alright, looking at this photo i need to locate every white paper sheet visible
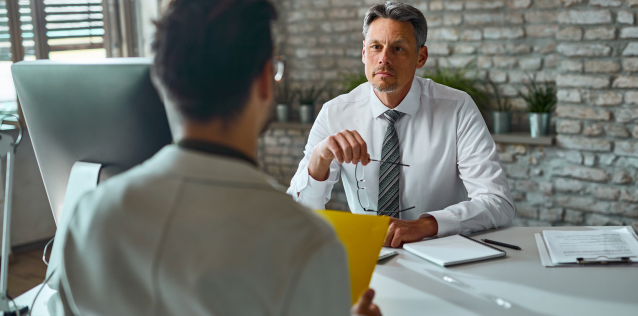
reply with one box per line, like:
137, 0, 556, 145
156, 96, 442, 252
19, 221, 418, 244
542, 228, 638, 264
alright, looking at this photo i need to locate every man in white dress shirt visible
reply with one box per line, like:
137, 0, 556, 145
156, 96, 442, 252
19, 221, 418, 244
288, 2, 515, 248
46, 0, 381, 315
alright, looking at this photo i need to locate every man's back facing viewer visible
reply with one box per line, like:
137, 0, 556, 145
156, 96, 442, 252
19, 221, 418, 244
46, 0, 381, 315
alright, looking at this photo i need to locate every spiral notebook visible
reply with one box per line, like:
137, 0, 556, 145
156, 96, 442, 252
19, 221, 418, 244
403, 235, 506, 267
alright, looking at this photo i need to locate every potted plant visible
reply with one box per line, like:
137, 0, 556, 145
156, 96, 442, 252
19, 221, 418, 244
275, 82, 294, 123
518, 77, 557, 138
422, 62, 489, 112
487, 78, 512, 134
296, 85, 323, 124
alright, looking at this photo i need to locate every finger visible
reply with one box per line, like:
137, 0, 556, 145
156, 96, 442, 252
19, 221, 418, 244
327, 137, 344, 163
384, 222, 395, 247
358, 288, 375, 306
335, 132, 353, 163
352, 131, 370, 165
391, 228, 404, 248
342, 131, 361, 164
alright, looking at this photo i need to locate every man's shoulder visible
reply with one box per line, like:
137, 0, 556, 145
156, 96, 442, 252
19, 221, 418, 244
323, 82, 371, 110
417, 76, 471, 103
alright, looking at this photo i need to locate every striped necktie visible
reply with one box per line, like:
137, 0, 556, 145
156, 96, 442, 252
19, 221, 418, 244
378, 109, 402, 218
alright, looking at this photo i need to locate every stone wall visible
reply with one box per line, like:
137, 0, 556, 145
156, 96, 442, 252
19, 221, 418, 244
261, 0, 638, 231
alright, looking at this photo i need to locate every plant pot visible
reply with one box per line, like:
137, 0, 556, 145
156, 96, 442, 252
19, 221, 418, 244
492, 111, 511, 134
299, 104, 314, 124
529, 113, 551, 138
276, 104, 289, 123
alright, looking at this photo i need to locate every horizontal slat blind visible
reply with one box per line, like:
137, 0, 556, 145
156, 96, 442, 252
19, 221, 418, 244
44, 0, 104, 51
0, 1, 11, 61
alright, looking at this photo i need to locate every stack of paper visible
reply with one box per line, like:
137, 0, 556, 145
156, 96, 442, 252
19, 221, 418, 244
536, 228, 638, 266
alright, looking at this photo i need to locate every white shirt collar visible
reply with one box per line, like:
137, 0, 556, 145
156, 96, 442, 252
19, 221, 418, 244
369, 76, 422, 118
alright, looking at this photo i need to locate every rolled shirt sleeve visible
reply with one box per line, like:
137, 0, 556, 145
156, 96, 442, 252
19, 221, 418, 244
420, 95, 515, 237
287, 105, 341, 210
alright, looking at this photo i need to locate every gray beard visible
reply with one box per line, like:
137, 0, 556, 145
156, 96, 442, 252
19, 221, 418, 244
371, 81, 398, 93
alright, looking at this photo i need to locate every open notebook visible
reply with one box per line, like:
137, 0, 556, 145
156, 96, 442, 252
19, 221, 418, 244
404, 235, 506, 267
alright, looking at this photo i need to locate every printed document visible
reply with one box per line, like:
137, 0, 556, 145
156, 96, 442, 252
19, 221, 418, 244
543, 228, 638, 264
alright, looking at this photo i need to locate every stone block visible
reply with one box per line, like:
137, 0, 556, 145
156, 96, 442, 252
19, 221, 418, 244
558, 165, 610, 182
556, 44, 611, 57
556, 27, 582, 40
544, 54, 559, 68
557, 89, 581, 103
508, 13, 525, 24
508, 0, 531, 9
599, 153, 617, 166
627, 91, 638, 105
612, 203, 638, 217
527, 193, 553, 207
555, 105, 611, 120
590, 0, 622, 6
439, 56, 474, 68
524, 11, 557, 23
498, 152, 515, 163
564, 209, 584, 224
483, 27, 524, 40
454, 44, 476, 54
556, 75, 610, 89
559, 60, 582, 72
612, 76, 638, 88
507, 144, 527, 155
620, 190, 638, 202
429, 1, 444, 10
584, 27, 616, 40
465, 1, 505, 10
557, 197, 611, 213
480, 43, 505, 55
443, 15, 462, 26
614, 141, 638, 157
507, 164, 530, 179
558, 10, 612, 24
559, 150, 584, 164
464, 13, 504, 25
623, 43, 638, 56
583, 153, 596, 166
428, 43, 451, 56
444, 1, 464, 10
620, 27, 638, 38
540, 208, 564, 222
512, 191, 526, 201
563, 0, 583, 7
624, 58, 638, 71
493, 57, 517, 69
430, 28, 459, 41
506, 43, 532, 54
327, 8, 356, 19
526, 25, 559, 38
477, 56, 493, 69
489, 71, 507, 83
517, 180, 538, 192
516, 207, 539, 219
583, 123, 603, 136
605, 124, 630, 138
629, 0, 638, 7
557, 120, 582, 134
586, 214, 613, 226
594, 187, 621, 200
427, 15, 443, 27
460, 30, 482, 41
519, 57, 542, 70
594, 91, 623, 106
617, 11, 635, 25
615, 108, 638, 123
633, 126, 638, 139
557, 135, 612, 151
536, 0, 561, 7
555, 178, 584, 192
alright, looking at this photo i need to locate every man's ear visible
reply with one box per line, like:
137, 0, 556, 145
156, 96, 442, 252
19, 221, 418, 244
257, 60, 274, 102
416, 46, 428, 69
361, 40, 366, 64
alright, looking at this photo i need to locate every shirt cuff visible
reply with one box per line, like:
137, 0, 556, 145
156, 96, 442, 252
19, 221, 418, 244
304, 165, 339, 198
419, 210, 460, 237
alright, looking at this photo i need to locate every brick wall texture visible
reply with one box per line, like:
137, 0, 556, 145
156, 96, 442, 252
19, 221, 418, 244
258, 0, 638, 231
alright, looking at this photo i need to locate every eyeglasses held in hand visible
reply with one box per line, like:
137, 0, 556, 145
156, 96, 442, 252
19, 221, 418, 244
355, 159, 416, 216
274, 55, 286, 82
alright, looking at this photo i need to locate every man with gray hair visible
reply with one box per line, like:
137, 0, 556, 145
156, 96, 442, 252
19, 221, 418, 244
288, 1, 514, 247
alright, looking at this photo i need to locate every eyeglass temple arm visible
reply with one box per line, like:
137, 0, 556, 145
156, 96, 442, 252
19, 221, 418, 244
369, 159, 409, 167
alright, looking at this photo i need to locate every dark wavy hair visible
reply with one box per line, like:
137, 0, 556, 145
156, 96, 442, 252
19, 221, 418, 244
152, 0, 277, 122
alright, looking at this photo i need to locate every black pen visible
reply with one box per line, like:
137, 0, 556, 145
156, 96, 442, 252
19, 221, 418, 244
481, 239, 522, 250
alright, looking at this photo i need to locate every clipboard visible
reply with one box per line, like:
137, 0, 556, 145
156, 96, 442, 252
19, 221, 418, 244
315, 210, 390, 304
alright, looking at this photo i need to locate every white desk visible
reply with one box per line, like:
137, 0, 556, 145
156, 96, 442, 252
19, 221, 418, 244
16, 226, 638, 316
371, 226, 638, 316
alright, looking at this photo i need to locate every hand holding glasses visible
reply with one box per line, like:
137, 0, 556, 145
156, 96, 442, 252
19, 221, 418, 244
356, 159, 415, 216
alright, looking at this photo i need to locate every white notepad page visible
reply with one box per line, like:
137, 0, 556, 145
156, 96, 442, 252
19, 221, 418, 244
403, 235, 505, 267
543, 228, 638, 264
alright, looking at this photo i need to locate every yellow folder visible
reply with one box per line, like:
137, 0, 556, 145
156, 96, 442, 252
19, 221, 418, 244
315, 210, 390, 304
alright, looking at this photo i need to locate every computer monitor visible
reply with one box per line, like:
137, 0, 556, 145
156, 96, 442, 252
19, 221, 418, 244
12, 58, 173, 224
